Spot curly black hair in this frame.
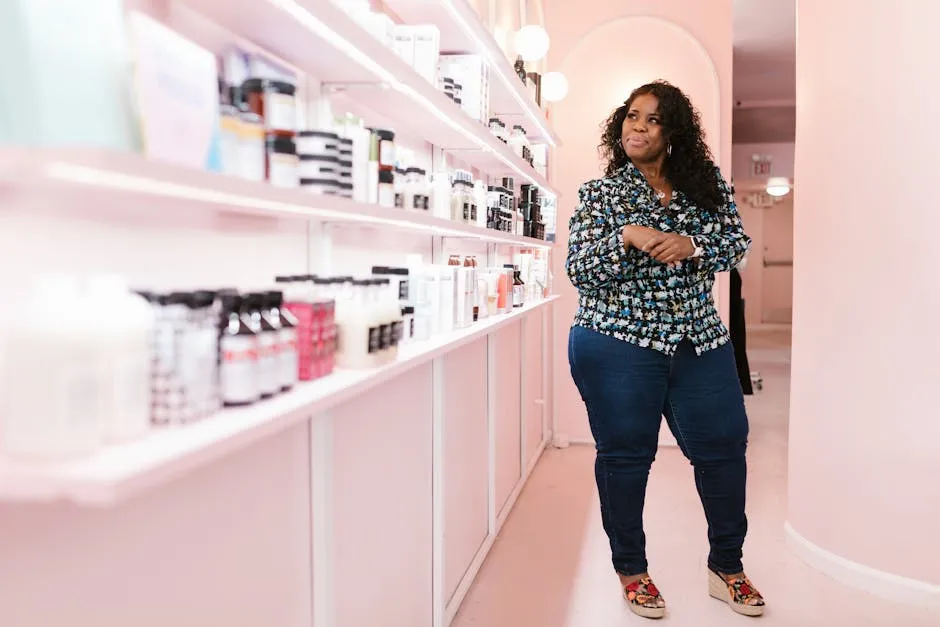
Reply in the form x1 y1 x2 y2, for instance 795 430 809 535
599 80 723 212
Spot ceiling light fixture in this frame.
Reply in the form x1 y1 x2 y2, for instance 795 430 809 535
765 176 791 197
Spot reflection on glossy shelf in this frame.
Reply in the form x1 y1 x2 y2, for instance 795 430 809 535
0 296 559 506
0 148 553 248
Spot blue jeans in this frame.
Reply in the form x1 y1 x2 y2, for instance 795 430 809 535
568 326 749 576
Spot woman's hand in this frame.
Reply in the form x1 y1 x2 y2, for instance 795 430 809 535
622 225 662 251
623 226 694 267
645 233 695 266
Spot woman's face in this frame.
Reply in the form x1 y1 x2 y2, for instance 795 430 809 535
621 93 667 163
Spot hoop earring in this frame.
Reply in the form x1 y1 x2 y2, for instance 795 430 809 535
667 144 673 156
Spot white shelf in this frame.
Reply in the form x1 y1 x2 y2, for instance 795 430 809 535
0 148 552 248
382 0 561 147
0 296 558 506
176 0 558 194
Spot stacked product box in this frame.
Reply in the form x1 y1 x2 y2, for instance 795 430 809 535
438 54 490 123
392 24 441 85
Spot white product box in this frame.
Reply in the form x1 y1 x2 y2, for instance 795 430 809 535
438 54 490 122
392 25 415 67
412 25 441 85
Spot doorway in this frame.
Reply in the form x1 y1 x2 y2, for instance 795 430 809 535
760 194 793 324
735 188 794 327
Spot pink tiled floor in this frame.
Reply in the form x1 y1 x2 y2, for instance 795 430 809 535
452 328 939 626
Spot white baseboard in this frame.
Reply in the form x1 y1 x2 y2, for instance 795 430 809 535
784 521 940 609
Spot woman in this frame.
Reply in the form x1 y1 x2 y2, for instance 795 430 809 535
565 80 765 619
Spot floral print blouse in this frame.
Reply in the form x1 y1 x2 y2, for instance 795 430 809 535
565 161 751 355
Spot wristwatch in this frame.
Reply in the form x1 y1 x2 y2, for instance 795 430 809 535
689 236 704 258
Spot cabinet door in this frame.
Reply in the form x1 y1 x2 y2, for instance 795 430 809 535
332 366 433 627
492 323 522 517
442 340 489 604
523 314 545 470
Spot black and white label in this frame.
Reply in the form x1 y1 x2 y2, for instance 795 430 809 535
379 323 391 350
368 326 381 354
391 320 404 346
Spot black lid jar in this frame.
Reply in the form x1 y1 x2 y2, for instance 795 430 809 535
266 134 298 189
297 130 340 159
372 128 396 170
242 78 297 135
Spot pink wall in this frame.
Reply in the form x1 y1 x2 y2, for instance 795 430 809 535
732 142 795 182
545 0 733 442
788 0 940 589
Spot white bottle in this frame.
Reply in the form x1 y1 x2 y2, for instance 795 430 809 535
375 278 402 363
455 267 468 329
430 171 452 220
473 180 488 228
335 279 374 369
364 280 388 366
437 266 457 333
0 276 102 459
345 124 372 203
408 270 434 342
86 274 154 443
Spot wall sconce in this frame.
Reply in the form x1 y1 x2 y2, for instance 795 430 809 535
515 25 550 62
541 71 569 102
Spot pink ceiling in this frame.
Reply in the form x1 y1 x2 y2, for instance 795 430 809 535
732 0 795 142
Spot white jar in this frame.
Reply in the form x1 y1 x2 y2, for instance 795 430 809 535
334 280 375 370
0 276 103 459
378 169 395 207
394 167 407 208
301 179 338 196
267 136 299 189
296 130 339 158
405 167 422 210
298 155 340 183
509 125 527 159
86 274 154 443
238 112 266 182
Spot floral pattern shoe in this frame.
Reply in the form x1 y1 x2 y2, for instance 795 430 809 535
622 575 666 619
708 568 765 616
